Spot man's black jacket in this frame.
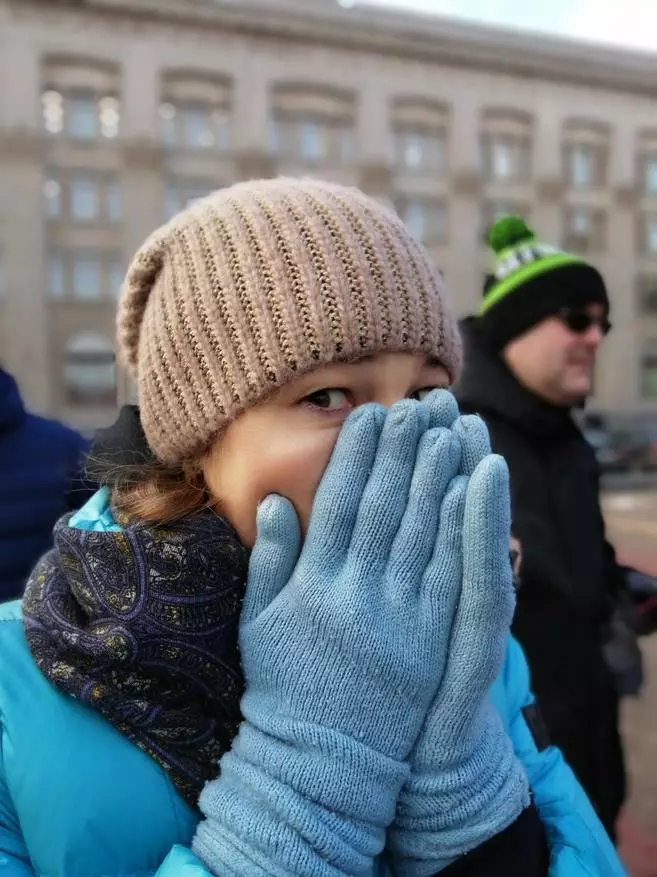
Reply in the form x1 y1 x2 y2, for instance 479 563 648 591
455 318 625 836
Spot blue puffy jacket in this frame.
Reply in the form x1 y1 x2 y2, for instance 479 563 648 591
0 370 89 602
0 496 626 876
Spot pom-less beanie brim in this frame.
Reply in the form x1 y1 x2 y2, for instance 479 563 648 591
117 178 462 465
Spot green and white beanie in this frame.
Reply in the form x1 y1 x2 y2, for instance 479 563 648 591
478 216 609 351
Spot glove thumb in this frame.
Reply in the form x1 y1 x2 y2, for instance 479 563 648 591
241 495 301 625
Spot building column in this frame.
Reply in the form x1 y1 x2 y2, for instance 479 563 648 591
121 45 160 142
448 96 483 315
533 109 564 244
233 61 271 153
357 79 390 167
0 35 41 131
591 125 638 413
0 39 49 413
598 191 638 413
0 138 50 413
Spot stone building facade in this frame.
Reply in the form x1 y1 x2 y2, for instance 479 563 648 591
1 0 657 429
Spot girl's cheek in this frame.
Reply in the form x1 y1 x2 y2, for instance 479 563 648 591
261 429 339 499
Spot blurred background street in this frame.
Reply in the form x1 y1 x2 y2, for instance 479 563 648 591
604 486 657 874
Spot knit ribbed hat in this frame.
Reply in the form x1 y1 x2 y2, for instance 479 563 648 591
478 216 609 352
117 178 461 465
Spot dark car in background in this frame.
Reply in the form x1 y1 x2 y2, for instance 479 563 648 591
582 414 657 474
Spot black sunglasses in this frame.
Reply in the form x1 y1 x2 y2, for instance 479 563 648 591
557 308 611 337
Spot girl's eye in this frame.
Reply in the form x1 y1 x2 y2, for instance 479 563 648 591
302 388 351 412
410 387 441 402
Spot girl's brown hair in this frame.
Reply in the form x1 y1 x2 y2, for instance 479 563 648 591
88 456 210 525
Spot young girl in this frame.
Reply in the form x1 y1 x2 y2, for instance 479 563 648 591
0 179 623 877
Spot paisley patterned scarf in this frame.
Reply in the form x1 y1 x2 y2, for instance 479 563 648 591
23 506 248 807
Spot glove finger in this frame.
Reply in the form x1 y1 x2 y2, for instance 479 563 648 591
440 456 515 715
349 400 428 568
422 389 460 431
241 495 301 625
418 475 468 649
304 403 386 559
386 427 461 586
452 415 492 476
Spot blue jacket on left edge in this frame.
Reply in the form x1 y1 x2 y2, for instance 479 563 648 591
0 493 626 876
0 369 89 602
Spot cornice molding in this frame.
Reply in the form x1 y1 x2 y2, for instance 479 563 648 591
11 0 657 97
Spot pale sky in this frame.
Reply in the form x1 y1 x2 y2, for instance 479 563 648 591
367 0 657 52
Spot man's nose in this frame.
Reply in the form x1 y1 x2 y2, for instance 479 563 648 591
582 323 604 348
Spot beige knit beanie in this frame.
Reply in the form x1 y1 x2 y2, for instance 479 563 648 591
117 177 461 465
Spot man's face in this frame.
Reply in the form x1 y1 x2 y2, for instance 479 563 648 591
503 302 609 407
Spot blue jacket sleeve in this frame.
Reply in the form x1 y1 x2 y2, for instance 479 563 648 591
0 739 35 875
501 637 627 877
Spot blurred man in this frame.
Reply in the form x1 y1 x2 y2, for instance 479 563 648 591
0 367 89 602
455 217 627 838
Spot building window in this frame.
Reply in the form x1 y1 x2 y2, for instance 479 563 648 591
270 114 353 166
299 120 322 162
638 277 657 315
268 117 282 156
42 90 64 135
68 91 97 140
70 177 99 221
64 332 116 407
644 155 657 196
158 102 230 151
48 252 64 299
44 173 121 224
107 180 121 224
568 145 593 189
48 250 121 300
640 339 657 398
270 85 356 169
391 99 448 175
72 251 102 300
41 89 121 140
398 198 446 246
394 130 445 173
491 139 511 180
160 102 177 147
185 105 213 149
108 257 124 298
164 178 214 220
340 128 354 164
571 207 590 235
644 215 657 255
43 177 62 218
564 207 607 253
481 134 531 183
563 124 609 190
98 96 120 139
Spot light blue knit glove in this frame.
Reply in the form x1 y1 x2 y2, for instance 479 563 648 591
193 393 471 876
388 419 531 877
